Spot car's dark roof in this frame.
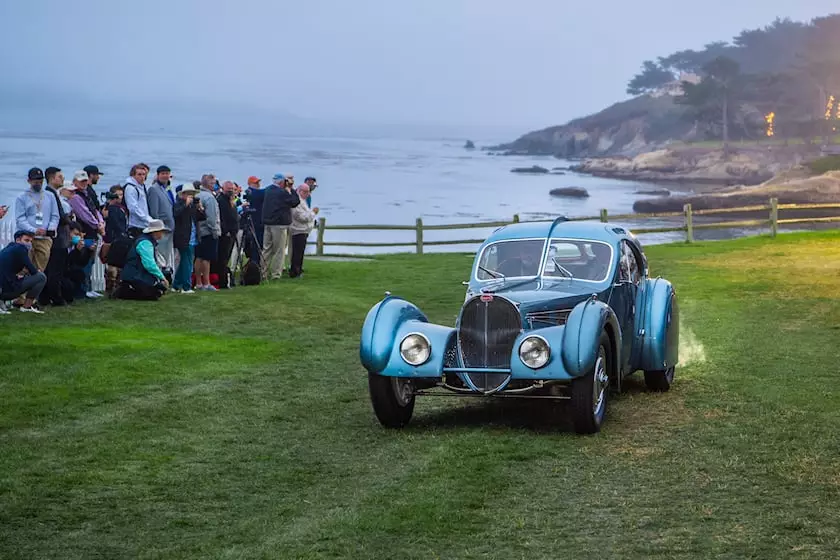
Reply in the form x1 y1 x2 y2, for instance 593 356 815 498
482 220 632 246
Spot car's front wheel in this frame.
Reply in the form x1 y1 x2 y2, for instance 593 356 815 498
570 331 611 434
368 373 415 428
644 366 675 392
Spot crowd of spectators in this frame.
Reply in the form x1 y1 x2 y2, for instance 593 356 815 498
0 163 320 314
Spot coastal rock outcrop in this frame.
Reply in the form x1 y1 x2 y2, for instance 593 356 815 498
511 165 549 174
550 187 590 198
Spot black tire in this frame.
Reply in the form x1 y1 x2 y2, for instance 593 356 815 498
368 373 415 428
644 367 675 392
570 331 612 435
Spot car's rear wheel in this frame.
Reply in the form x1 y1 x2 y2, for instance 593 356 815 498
368 373 415 428
570 331 611 434
644 366 675 392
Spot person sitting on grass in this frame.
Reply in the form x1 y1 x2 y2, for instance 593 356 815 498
114 219 171 301
65 222 98 301
0 231 47 315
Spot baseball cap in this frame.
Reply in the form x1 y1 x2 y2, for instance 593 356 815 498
247 175 261 184
60 180 77 191
157 165 171 174
73 170 89 182
272 173 286 181
28 167 44 181
83 165 102 176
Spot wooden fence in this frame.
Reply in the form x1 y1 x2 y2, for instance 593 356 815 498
309 198 840 255
2 198 840 292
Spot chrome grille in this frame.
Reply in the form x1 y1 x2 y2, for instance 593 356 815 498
457 295 521 392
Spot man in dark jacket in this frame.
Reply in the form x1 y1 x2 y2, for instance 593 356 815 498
40 167 73 307
0 231 47 314
244 176 265 249
261 173 300 280
172 184 203 293
114 219 170 301
213 181 240 288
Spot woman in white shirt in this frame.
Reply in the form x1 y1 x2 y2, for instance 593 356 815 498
288 184 319 278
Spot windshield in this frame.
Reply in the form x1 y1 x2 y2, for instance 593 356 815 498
475 239 545 280
543 239 613 282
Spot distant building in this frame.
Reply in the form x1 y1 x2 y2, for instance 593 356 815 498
650 72 701 98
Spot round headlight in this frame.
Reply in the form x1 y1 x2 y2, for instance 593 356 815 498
519 336 550 369
400 333 431 366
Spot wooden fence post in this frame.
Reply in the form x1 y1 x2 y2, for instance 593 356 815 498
600 209 608 223
316 217 326 256
512 214 520 223
769 198 778 237
416 218 423 254
684 203 694 243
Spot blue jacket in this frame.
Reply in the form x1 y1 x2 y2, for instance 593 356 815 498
0 242 38 294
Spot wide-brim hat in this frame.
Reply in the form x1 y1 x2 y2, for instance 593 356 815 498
142 219 171 234
179 183 198 194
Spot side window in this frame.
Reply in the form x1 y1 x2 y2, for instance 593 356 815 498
620 241 642 285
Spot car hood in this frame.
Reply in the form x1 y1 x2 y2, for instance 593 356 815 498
480 279 608 314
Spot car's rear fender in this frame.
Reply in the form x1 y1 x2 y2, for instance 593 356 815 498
640 278 679 371
560 297 621 378
360 296 428 374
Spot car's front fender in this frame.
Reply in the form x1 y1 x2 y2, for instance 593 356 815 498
360 296 428 374
561 297 621 377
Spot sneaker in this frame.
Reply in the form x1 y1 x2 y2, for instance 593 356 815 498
0 301 10 315
204 285 218 292
181 289 195 294
20 306 45 314
85 291 103 299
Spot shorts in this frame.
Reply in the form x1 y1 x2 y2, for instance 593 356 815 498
195 235 219 261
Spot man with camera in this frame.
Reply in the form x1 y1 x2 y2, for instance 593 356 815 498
262 173 300 280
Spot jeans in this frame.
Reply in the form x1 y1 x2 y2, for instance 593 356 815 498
1 272 47 301
173 246 195 291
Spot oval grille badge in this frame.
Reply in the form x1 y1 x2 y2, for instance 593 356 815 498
480 294 494 303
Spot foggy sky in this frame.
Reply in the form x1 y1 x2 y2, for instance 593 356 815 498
1 0 838 130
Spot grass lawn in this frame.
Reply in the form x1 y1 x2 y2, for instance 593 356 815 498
3 231 840 558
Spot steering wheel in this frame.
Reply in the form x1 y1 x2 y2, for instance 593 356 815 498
494 257 524 276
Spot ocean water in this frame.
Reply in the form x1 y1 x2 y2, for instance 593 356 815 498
0 126 719 252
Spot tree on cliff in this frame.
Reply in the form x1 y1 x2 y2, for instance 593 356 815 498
795 14 840 143
675 56 743 156
626 61 675 95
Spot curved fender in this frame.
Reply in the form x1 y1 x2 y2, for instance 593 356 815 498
360 296 428 374
384 320 456 377
640 278 679 371
561 297 621 378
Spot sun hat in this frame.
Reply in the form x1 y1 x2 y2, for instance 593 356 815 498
179 183 198 194
142 219 171 234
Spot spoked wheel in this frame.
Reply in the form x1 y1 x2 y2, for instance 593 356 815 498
368 373 415 428
570 331 611 434
644 366 675 392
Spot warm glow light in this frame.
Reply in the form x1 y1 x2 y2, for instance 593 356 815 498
826 95 836 120
765 112 775 137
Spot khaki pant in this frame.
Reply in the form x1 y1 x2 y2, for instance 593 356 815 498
262 225 289 280
30 237 53 271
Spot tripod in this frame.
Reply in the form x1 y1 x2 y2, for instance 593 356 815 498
232 212 266 285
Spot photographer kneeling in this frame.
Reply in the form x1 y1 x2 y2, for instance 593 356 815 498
114 219 171 301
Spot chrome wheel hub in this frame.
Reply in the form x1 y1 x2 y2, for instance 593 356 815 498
593 355 608 417
392 378 413 406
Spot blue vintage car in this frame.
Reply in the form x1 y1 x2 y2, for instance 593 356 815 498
360 218 679 434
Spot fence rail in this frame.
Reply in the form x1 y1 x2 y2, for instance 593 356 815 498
2 198 840 291
309 198 840 254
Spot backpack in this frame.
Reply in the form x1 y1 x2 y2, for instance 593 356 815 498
242 260 262 285
105 235 134 268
